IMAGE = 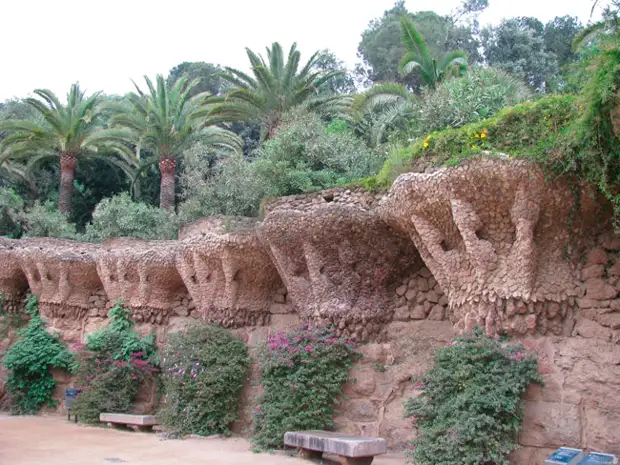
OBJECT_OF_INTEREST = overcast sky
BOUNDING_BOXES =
[0,0,600,101]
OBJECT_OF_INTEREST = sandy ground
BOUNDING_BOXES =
[0,414,405,465]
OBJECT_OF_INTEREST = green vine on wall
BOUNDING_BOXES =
[71,302,158,423]
[2,295,75,414]
[158,325,250,436]
[404,328,542,465]
[251,325,360,450]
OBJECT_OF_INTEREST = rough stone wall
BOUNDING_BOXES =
[262,187,383,216]
[381,158,603,338]
[0,159,619,461]
[259,203,422,341]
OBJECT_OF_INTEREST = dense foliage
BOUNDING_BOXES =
[84,193,178,241]
[404,329,542,465]
[179,111,383,220]
[70,303,157,423]
[2,296,75,414]
[0,0,606,237]
[252,325,359,450]
[158,325,250,436]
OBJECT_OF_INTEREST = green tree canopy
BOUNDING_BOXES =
[356,1,482,90]
[313,49,356,94]
[481,17,561,91]
[167,61,227,97]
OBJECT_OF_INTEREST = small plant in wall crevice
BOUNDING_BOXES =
[404,327,542,465]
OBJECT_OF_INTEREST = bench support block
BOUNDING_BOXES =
[343,457,374,465]
[299,449,322,459]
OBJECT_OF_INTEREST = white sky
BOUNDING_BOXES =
[0,0,601,101]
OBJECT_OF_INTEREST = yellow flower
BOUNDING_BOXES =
[481,132,487,139]
[423,141,429,148]
[474,133,480,138]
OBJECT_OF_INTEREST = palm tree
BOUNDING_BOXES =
[353,82,418,147]
[399,17,468,89]
[109,74,242,211]
[0,84,135,214]
[209,42,348,140]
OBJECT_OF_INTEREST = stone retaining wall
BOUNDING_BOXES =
[0,159,618,461]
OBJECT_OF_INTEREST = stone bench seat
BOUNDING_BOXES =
[284,430,387,465]
[100,413,158,432]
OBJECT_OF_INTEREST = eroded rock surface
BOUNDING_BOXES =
[176,227,282,327]
[0,237,28,311]
[260,203,421,340]
[96,239,186,324]
[17,239,102,320]
[381,158,602,337]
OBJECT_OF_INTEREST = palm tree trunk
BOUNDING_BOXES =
[59,154,77,215]
[159,157,177,211]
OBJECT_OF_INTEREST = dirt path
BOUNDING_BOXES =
[0,414,405,465]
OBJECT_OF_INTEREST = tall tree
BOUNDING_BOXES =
[110,75,241,211]
[356,2,482,90]
[399,17,468,89]
[0,84,134,214]
[313,50,356,94]
[544,16,583,67]
[167,62,227,97]
[210,42,346,140]
[481,18,560,91]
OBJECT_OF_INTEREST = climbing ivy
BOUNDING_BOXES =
[404,328,542,465]
[2,295,75,414]
[70,302,158,423]
[251,325,359,450]
[158,325,250,436]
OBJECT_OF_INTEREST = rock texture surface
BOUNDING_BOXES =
[0,159,618,462]
[381,158,601,338]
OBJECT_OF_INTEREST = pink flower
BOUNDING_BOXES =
[305,345,312,352]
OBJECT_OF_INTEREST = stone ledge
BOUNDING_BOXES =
[99,413,158,426]
[284,430,387,457]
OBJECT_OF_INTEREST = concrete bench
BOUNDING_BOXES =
[284,430,387,465]
[100,413,158,432]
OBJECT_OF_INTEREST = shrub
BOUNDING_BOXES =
[410,68,531,137]
[0,188,24,237]
[404,328,542,465]
[158,325,250,436]
[373,94,578,187]
[253,111,383,189]
[17,201,77,239]
[84,193,178,241]
[2,295,75,414]
[252,325,359,450]
[179,152,266,222]
[71,302,157,422]
[178,111,384,220]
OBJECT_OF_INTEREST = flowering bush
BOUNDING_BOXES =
[2,295,75,414]
[252,325,359,450]
[404,328,542,465]
[158,325,250,436]
[70,302,157,423]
